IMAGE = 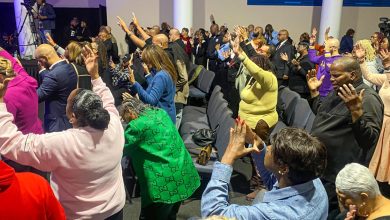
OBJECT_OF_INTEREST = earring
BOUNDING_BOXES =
[278,170,285,176]
[69,119,74,124]
[357,202,371,218]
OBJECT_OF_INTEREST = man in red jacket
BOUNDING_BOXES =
[0,160,65,219]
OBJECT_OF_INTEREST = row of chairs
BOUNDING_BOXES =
[272,86,316,136]
[180,86,234,174]
[188,63,216,99]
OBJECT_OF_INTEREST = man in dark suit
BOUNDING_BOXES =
[35,44,77,132]
[34,0,56,44]
[271,29,295,86]
[281,41,315,99]
[206,24,223,72]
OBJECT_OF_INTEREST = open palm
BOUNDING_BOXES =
[306,69,324,91]
[82,45,99,79]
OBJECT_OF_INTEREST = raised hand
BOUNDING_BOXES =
[117,16,131,35]
[354,44,366,61]
[141,63,150,75]
[81,44,99,80]
[312,27,317,37]
[132,12,139,27]
[325,27,330,41]
[291,59,299,66]
[45,33,56,46]
[280,52,289,62]
[128,65,135,84]
[122,92,133,102]
[306,69,324,95]
[338,84,364,122]
[310,27,317,46]
[215,43,221,51]
[210,14,215,23]
[221,118,261,165]
[232,37,242,56]
[0,78,11,102]
[379,49,390,61]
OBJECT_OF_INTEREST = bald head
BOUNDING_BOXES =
[332,56,361,77]
[327,38,340,48]
[169,28,181,42]
[35,44,61,69]
[152,34,169,49]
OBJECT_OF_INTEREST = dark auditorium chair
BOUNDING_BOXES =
[277,86,300,124]
[289,98,315,131]
[189,69,215,99]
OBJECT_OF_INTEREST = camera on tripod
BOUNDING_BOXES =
[378,17,390,37]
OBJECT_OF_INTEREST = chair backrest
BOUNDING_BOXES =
[305,113,316,132]
[290,98,314,129]
[208,103,229,130]
[197,70,215,93]
[208,85,222,107]
[277,87,300,125]
[188,63,199,80]
[270,121,288,139]
[207,91,225,120]
[215,112,234,159]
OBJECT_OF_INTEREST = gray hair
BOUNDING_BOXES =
[335,163,381,199]
[120,97,154,117]
[72,89,110,130]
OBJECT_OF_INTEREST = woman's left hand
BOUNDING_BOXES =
[0,78,11,103]
[128,66,136,84]
[221,118,261,165]
[81,44,99,80]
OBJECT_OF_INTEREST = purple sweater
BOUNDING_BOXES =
[0,50,43,134]
[308,49,342,97]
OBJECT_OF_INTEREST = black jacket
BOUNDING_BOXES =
[193,40,208,67]
[103,39,120,64]
[272,41,295,80]
[206,34,223,72]
[310,79,384,183]
[287,54,314,96]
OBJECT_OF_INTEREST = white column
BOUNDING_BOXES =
[318,0,344,44]
[14,0,37,58]
[173,0,193,30]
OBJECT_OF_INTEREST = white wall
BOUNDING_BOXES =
[106,0,390,55]
[107,0,161,55]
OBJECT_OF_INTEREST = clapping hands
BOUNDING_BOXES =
[221,117,263,166]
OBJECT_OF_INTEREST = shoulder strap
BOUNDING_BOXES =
[188,65,203,85]
[71,63,79,89]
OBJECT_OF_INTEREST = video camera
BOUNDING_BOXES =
[379,17,390,37]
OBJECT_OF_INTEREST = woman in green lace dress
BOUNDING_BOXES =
[120,97,200,220]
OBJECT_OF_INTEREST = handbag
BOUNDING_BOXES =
[192,125,219,165]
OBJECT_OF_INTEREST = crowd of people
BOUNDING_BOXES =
[0,9,390,220]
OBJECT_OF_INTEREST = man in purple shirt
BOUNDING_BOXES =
[309,37,342,98]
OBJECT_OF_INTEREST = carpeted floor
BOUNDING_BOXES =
[123,158,253,220]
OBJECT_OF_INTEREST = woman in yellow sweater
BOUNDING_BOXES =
[233,39,278,140]
[233,35,278,200]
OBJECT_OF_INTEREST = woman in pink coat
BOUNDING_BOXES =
[0,46,126,219]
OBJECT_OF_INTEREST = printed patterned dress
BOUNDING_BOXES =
[124,108,200,207]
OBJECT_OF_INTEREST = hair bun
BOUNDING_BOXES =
[85,107,110,129]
